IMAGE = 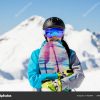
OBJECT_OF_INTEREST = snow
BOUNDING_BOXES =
[65,24,74,30]
[0,70,100,91]
[0,79,33,91]
[76,69,100,91]
[0,16,45,80]
[0,15,100,91]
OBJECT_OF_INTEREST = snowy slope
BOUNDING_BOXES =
[76,69,100,91]
[0,70,100,91]
[0,16,45,80]
[64,27,100,70]
[0,16,100,91]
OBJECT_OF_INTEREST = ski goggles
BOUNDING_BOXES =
[45,28,64,38]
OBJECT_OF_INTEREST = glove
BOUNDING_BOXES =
[42,68,73,92]
[42,80,57,91]
[42,79,62,92]
[57,68,74,79]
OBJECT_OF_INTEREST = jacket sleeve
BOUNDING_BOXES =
[27,50,58,89]
[61,50,85,90]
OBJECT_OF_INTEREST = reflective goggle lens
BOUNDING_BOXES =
[45,28,64,38]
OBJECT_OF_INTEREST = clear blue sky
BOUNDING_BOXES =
[0,0,100,35]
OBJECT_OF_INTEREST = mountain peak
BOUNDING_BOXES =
[65,24,74,30]
[81,28,91,32]
[19,15,45,28]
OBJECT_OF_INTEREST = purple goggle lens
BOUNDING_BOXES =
[45,28,64,38]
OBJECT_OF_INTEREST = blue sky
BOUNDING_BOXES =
[0,0,100,35]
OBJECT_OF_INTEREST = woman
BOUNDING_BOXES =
[27,17,85,92]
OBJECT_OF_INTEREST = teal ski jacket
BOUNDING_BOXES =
[27,40,85,91]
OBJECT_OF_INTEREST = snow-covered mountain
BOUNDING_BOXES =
[64,28,100,71]
[0,15,100,91]
[0,16,45,80]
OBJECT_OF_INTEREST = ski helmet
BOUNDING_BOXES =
[43,17,65,30]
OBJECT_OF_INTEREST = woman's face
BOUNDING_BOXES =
[47,36,62,42]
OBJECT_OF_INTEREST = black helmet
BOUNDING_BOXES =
[43,17,65,30]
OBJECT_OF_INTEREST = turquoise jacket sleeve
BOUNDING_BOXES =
[27,49,58,89]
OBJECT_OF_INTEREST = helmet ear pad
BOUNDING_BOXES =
[44,34,48,42]
[61,35,64,40]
